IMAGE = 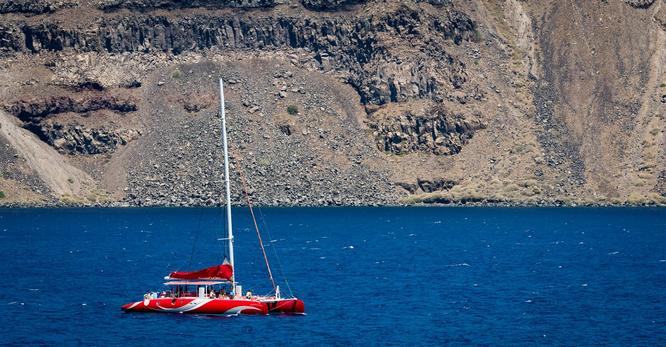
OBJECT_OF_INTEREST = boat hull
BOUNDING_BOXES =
[121,298,267,315]
[263,299,305,314]
[121,297,304,315]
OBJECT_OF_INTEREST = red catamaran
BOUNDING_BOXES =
[121,79,304,315]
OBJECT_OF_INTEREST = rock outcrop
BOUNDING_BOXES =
[622,0,656,8]
[0,0,76,15]
[4,95,137,122]
[398,178,456,193]
[6,7,472,56]
[657,171,666,197]
[370,106,485,155]
[97,0,276,12]
[3,95,139,156]
[33,123,140,155]
[4,5,475,106]
[301,0,365,11]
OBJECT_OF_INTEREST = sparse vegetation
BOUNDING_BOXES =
[86,193,98,202]
[510,143,530,155]
[0,191,5,199]
[473,29,482,43]
[627,192,647,205]
[67,178,74,184]
[660,83,666,88]
[400,177,551,205]
[287,105,299,115]
[171,69,183,79]
[59,194,86,205]
[624,192,666,206]
[257,158,270,167]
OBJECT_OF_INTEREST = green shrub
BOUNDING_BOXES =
[287,105,299,115]
[257,158,270,166]
[473,29,482,43]
[0,191,5,199]
[67,178,74,184]
[660,83,666,88]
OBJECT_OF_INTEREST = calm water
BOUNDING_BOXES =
[0,207,664,345]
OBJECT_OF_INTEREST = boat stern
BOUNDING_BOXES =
[266,298,305,314]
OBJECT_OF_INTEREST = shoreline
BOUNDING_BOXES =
[1,200,664,209]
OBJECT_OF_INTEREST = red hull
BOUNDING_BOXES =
[264,299,305,314]
[121,297,304,315]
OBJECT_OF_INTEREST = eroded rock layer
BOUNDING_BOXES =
[370,106,485,155]
[0,0,664,206]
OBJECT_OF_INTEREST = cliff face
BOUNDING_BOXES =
[4,3,475,106]
[0,0,664,206]
[529,0,666,202]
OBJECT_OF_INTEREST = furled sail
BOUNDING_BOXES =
[168,264,233,280]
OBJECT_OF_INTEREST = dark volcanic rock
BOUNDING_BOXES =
[398,178,456,193]
[122,80,142,89]
[417,178,455,192]
[5,95,137,122]
[301,0,366,11]
[416,0,452,5]
[4,95,140,155]
[6,6,475,106]
[0,25,25,54]
[370,106,485,155]
[622,0,655,8]
[97,0,276,12]
[0,0,76,15]
[65,80,106,92]
[657,171,666,197]
[32,123,140,155]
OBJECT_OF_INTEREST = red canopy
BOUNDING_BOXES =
[168,264,233,281]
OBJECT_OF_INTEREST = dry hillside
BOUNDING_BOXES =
[0,0,664,206]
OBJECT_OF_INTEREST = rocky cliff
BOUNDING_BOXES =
[0,0,664,206]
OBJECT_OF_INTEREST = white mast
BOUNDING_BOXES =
[219,78,236,294]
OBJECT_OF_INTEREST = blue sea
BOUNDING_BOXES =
[0,207,664,345]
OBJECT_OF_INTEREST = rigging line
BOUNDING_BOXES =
[229,143,295,297]
[232,145,277,292]
[255,205,295,298]
[241,172,277,291]
[250,191,294,296]
[185,207,206,269]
